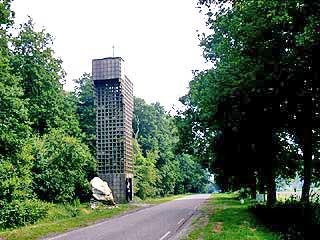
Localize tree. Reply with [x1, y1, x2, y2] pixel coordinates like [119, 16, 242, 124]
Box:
[10, 17, 70, 135]
[175, 154, 209, 194]
[133, 140, 158, 199]
[179, 0, 320, 204]
[157, 160, 181, 196]
[0, 2, 99, 227]
[0, 0, 32, 203]
[133, 97, 178, 166]
[74, 73, 96, 154]
[31, 129, 95, 202]
[56, 91, 83, 137]
[133, 98, 209, 196]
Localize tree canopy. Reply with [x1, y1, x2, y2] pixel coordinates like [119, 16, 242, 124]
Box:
[0, 2, 96, 227]
[133, 97, 209, 198]
[178, 0, 320, 204]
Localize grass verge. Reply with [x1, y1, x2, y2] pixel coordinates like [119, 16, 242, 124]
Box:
[0, 194, 190, 240]
[0, 203, 135, 240]
[184, 193, 281, 240]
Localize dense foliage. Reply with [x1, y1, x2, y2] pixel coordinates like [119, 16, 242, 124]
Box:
[251, 198, 320, 239]
[133, 140, 158, 199]
[0, 1, 95, 228]
[178, 0, 319, 204]
[74, 73, 96, 154]
[133, 97, 209, 198]
[174, 1, 320, 238]
[0, 199, 48, 229]
[0, 0, 210, 229]
[0, 1, 32, 205]
[72, 75, 210, 200]
[133, 97, 177, 166]
[30, 130, 95, 202]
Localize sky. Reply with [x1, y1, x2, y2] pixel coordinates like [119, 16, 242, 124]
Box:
[12, 0, 209, 111]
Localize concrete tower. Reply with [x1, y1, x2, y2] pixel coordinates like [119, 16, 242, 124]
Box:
[92, 57, 133, 203]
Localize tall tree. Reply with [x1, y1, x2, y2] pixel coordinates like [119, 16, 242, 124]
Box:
[10, 18, 71, 135]
[74, 73, 96, 154]
[133, 97, 178, 166]
[179, 0, 320, 204]
[0, 0, 33, 202]
[134, 98, 209, 196]
[133, 140, 158, 199]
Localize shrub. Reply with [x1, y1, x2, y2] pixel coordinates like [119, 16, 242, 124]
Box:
[250, 199, 320, 239]
[0, 199, 48, 229]
[31, 129, 96, 202]
[0, 141, 34, 202]
[133, 141, 158, 199]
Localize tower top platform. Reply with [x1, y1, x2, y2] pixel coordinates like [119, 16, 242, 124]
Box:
[92, 57, 125, 81]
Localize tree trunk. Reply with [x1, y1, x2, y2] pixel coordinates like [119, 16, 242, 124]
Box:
[249, 170, 257, 199]
[265, 128, 276, 205]
[251, 180, 257, 199]
[300, 127, 313, 203]
[266, 167, 277, 205]
[134, 117, 140, 139]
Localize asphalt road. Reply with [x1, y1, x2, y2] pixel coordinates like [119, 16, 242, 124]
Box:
[43, 194, 210, 240]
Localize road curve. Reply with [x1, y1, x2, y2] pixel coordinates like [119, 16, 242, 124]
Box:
[42, 194, 210, 240]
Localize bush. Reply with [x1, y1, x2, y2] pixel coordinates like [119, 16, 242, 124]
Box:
[250, 199, 320, 240]
[133, 141, 158, 199]
[0, 199, 48, 229]
[31, 129, 96, 202]
[0, 141, 34, 202]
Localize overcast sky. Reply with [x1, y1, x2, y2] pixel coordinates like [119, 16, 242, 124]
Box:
[12, 0, 209, 111]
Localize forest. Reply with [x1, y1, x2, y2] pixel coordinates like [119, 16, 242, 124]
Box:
[178, 0, 319, 204]
[0, 0, 209, 229]
[1, 0, 320, 238]
[176, 0, 319, 238]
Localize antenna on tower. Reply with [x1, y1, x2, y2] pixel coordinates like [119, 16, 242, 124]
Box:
[112, 44, 115, 57]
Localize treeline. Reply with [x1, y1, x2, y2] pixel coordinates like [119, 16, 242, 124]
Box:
[0, 2, 95, 228]
[133, 98, 209, 198]
[75, 75, 210, 199]
[0, 1, 209, 229]
[178, 0, 319, 205]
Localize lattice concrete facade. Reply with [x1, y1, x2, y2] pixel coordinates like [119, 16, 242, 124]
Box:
[92, 57, 133, 203]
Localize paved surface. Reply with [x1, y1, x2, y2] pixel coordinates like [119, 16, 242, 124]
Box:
[42, 194, 210, 240]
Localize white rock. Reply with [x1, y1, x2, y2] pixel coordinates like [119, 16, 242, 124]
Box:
[90, 177, 116, 205]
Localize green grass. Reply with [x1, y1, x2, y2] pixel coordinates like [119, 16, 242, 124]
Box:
[184, 193, 281, 240]
[0, 203, 135, 240]
[0, 194, 191, 240]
